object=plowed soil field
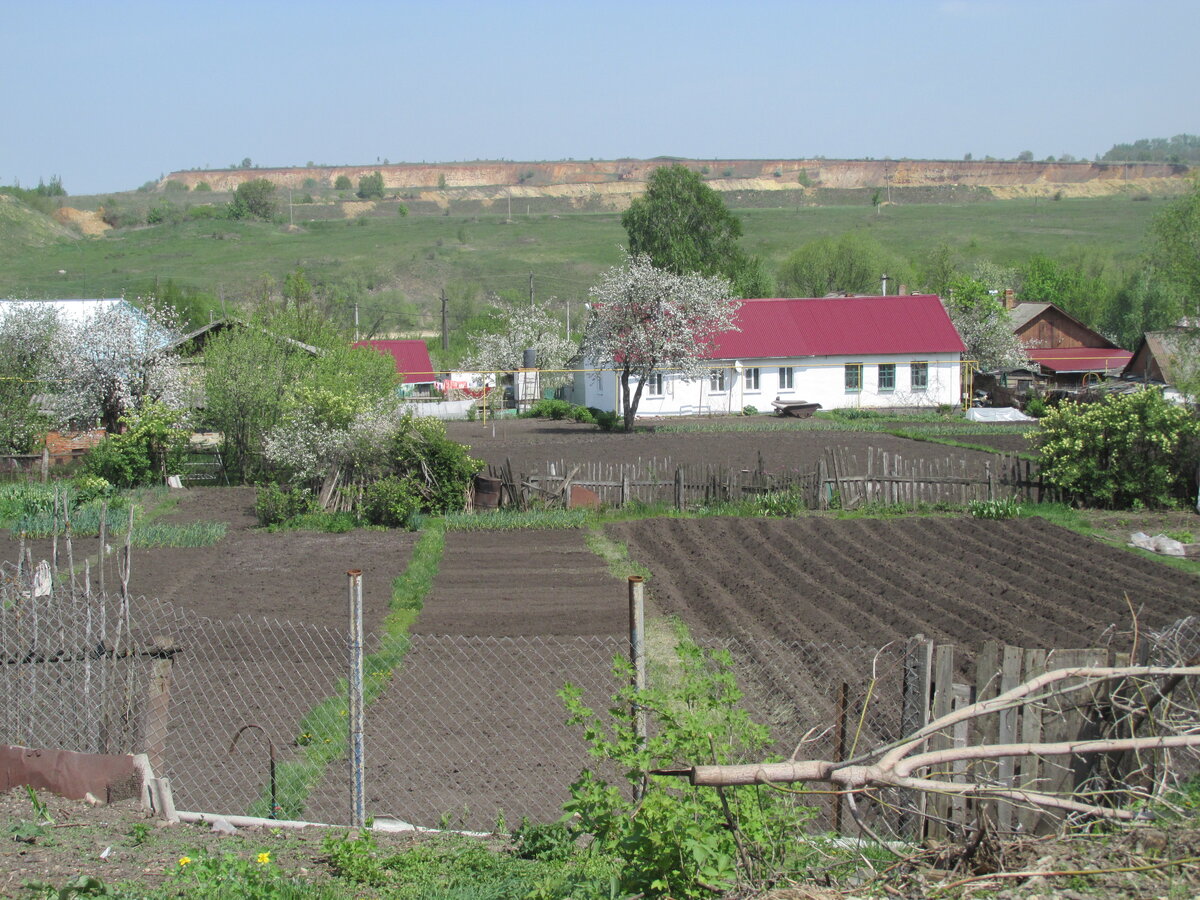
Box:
[443,418,1024,477]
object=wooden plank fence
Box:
[903,636,1115,839]
[486,446,1044,512]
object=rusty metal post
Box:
[347,569,366,828]
[628,575,647,799]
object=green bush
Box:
[71,474,113,504]
[81,403,190,488]
[362,475,420,527]
[333,174,353,190]
[254,483,315,526]
[562,624,815,898]
[1023,394,1048,417]
[588,407,620,431]
[1032,389,1200,508]
[526,398,573,420]
[390,415,483,514]
[742,404,758,416]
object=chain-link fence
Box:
[3,558,1197,837]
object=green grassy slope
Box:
[0,193,1162,327]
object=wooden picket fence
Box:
[486,446,1043,512]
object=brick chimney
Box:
[1003,288,1016,310]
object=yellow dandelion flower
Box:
[178,856,192,867]
[257,851,271,865]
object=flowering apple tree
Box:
[582,253,740,431]
[461,297,576,388]
[0,302,61,452]
[45,301,191,432]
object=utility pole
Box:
[441,289,449,352]
[529,272,534,309]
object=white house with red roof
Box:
[353,339,439,395]
[571,294,966,417]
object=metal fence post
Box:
[628,575,647,800]
[347,569,366,828]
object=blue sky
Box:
[3,0,1196,195]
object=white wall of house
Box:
[569,354,962,416]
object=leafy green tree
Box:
[227,178,278,221]
[1102,134,1200,164]
[1033,389,1200,508]
[945,275,1030,371]
[621,165,770,298]
[356,170,385,200]
[1101,269,1185,349]
[1018,253,1119,333]
[334,174,353,191]
[1148,178,1200,320]
[776,233,911,298]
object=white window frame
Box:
[845,363,863,393]
[744,367,761,392]
[647,372,664,396]
[878,363,896,393]
[911,361,928,392]
[779,366,794,391]
[710,368,726,392]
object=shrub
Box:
[527,398,572,420]
[194,181,212,192]
[1023,394,1048,417]
[742,404,758,416]
[71,474,113,504]
[164,180,189,192]
[390,416,482,513]
[254,483,315,526]
[333,174,353,190]
[362,475,420,528]
[1031,388,1200,508]
[590,407,620,431]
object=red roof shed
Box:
[354,339,437,383]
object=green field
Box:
[0,191,1166,339]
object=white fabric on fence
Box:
[965,407,1035,422]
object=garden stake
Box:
[230,724,278,819]
[628,575,647,802]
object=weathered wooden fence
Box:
[486,447,1043,512]
[894,629,1200,840]
[816,446,1046,510]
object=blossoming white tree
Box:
[0,302,61,452]
[461,298,576,387]
[582,253,740,431]
[44,301,190,432]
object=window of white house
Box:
[648,372,664,396]
[779,366,794,390]
[710,369,726,391]
[845,363,862,392]
[911,361,928,391]
[878,363,896,392]
[744,367,760,391]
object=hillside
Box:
[162,158,1192,205]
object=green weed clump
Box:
[968,497,1023,520]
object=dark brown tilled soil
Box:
[444,417,1017,478]
[307,529,626,830]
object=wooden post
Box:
[143,636,179,775]
[674,466,684,511]
[347,570,366,829]
[628,576,647,800]
[900,635,933,840]
[928,644,956,839]
[621,469,631,508]
[1017,648,1047,833]
[817,455,829,510]
[995,645,1023,832]
[972,640,1001,826]
[833,681,849,834]
[40,447,49,483]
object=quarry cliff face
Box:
[162,158,1191,201]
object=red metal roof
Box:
[708,295,965,360]
[1027,348,1133,375]
[354,339,437,383]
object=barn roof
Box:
[709,294,965,360]
[355,339,437,383]
[1027,347,1132,375]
